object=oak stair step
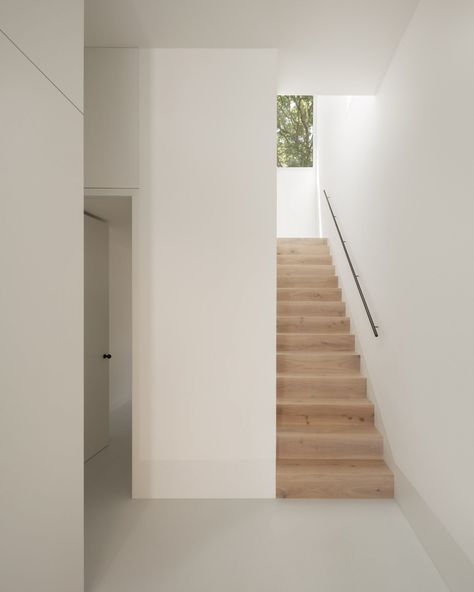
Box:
[277,398,374,426]
[278,275,338,288]
[277,239,329,257]
[277,254,332,265]
[277,425,383,460]
[277,245,331,256]
[278,238,328,245]
[278,264,336,277]
[278,316,350,334]
[277,288,342,302]
[276,460,394,498]
[278,236,328,245]
[277,375,367,399]
[277,333,355,352]
[277,352,360,375]
[277,301,345,316]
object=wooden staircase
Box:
[276,238,394,498]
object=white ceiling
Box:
[85,0,419,93]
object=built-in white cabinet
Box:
[84,48,139,189]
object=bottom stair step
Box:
[276,460,394,498]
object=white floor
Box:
[85,403,448,592]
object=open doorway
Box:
[84,196,132,462]
[84,195,134,589]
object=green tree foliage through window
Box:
[277,95,313,167]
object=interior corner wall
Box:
[0,3,84,591]
[317,0,474,584]
[133,48,277,498]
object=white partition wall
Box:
[133,49,277,498]
[277,168,318,237]
[0,3,83,590]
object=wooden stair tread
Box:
[278,238,327,244]
[277,301,345,316]
[277,373,364,377]
[277,239,330,256]
[278,375,367,399]
[277,427,383,460]
[277,352,360,376]
[277,399,374,426]
[278,276,339,288]
[277,373,363,378]
[277,333,355,352]
[278,316,350,334]
[277,288,342,301]
[277,351,359,357]
[277,332,352,335]
[277,255,332,265]
[277,314,348,319]
[277,398,373,408]
[277,459,391,475]
[276,460,394,499]
[278,265,336,276]
[278,424,381,435]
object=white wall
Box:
[0,0,83,109]
[134,49,277,498]
[277,168,318,237]
[84,48,138,189]
[0,4,83,590]
[318,0,474,584]
[109,219,132,410]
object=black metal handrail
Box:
[323,189,379,337]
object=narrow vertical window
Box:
[277,95,313,167]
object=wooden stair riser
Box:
[277,430,383,460]
[277,247,331,257]
[277,376,367,399]
[278,265,335,277]
[278,316,350,334]
[277,288,342,302]
[278,276,339,288]
[277,301,345,316]
[277,334,355,352]
[277,353,360,376]
[277,255,332,265]
[278,238,327,246]
[277,401,374,426]
[276,460,394,499]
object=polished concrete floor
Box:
[85,403,448,592]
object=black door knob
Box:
[103,353,112,359]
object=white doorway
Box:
[84,196,132,462]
